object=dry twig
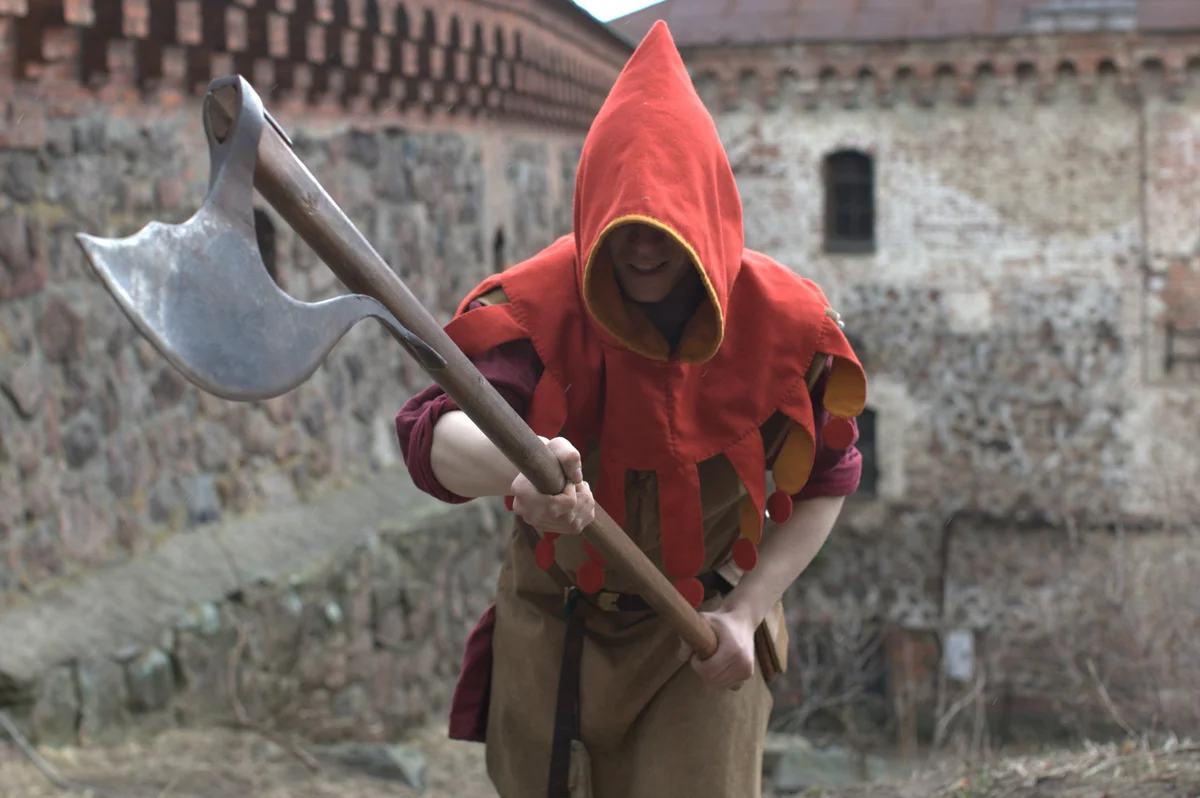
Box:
[0,709,150,798]
[932,670,988,751]
[223,608,321,773]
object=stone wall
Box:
[689,36,1200,737]
[10,492,507,748]
[0,98,581,609]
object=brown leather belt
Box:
[573,569,732,613]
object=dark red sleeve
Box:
[776,357,863,501]
[395,302,544,504]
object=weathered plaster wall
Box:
[711,71,1152,524]
[694,43,1200,733]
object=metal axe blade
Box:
[74,74,721,659]
[75,75,443,404]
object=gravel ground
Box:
[1,723,1198,798]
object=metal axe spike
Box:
[75,76,444,403]
[75,75,720,660]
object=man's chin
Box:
[617,278,673,304]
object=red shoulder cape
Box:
[442,21,866,607]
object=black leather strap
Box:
[547,589,585,797]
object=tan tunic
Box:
[485,417,793,797]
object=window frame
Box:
[823,149,877,255]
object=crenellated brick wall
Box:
[1,0,631,137]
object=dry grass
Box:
[2,724,1198,798]
[0,725,497,798]
[788,739,1200,798]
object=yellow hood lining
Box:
[582,215,726,363]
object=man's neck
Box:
[638,270,704,352]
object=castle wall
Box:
[0,0,626,607]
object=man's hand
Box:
[678,606,758,691]
[510,437,595,535]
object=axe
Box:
[76,76,720,659]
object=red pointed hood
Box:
[573,20,744,363]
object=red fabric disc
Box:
[674,577,705,609]
[732,538,759,571]
[503,495,514,512]
[823,417,856,451]
[766,490,793,523]
[582,540,606,565]
[535,538,556,570]
[577,560,606,594]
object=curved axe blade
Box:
[75,75,443,404]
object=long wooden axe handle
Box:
[207,91,721,657]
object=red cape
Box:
[444,21,866,607]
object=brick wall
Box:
[1,0,629,130]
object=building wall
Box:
[0,0,627,608]
[688,35,1200,734]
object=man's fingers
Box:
[571,483,596,531]
[690,650,754,692]
[548,484,576,517]
[546,438,583,483]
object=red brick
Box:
[341,29,359,68]
[122,0,148,38]
[252,56,275,90]
[375,0,398,35]
[267,11,288,58]
[210,51,233,79]
[306,22,325,63]
[97,39,137,102]
[347,0,366,29]
[401,42,417,77]
[371,35,390,73]
[63,0,94,25]
[176,0,201,45]
[225,5,248,51]
[429,44,444,79]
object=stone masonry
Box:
[0,0,630,609]
[665,30,1200,738]
[0,104,585,605]
[0,469,508,749]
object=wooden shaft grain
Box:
[212,89,720,658]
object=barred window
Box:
[823,150,876,254]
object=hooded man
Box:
[395,20,867,798]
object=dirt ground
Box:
[1,723,1198,798]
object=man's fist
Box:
[679,607,758,691]
[510,437,595,536]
